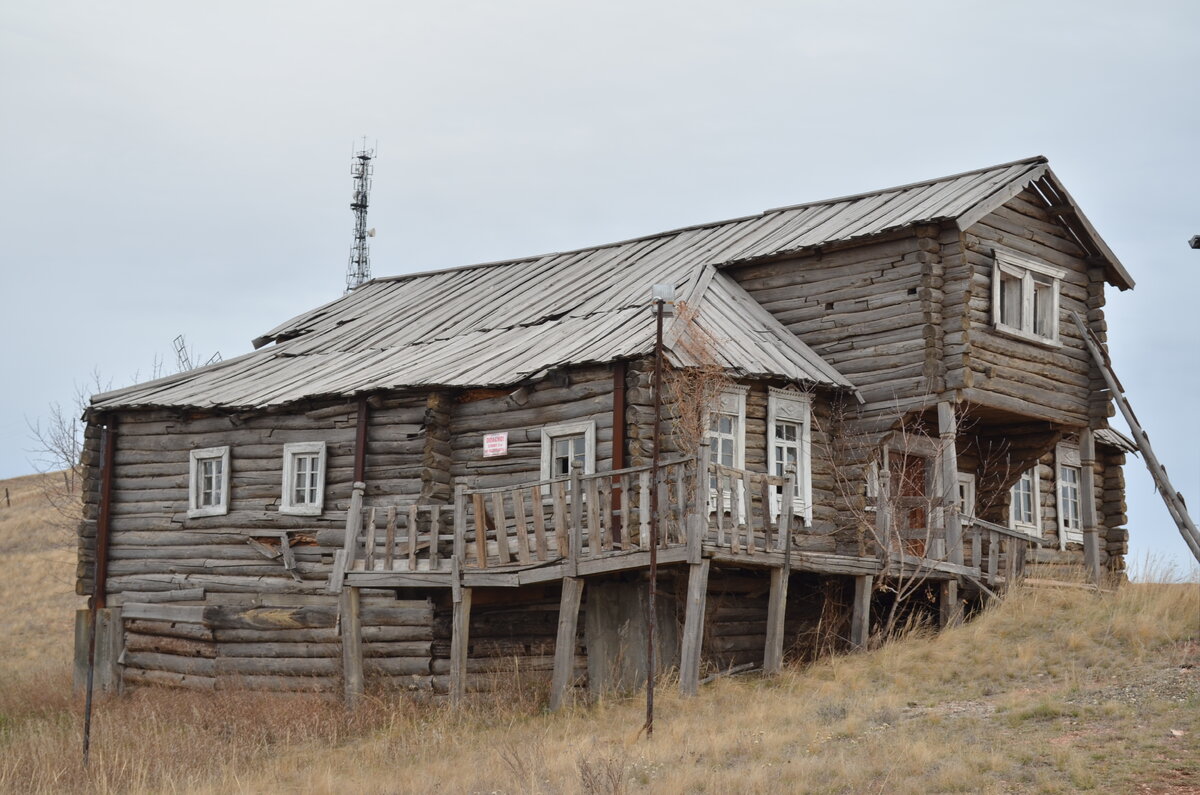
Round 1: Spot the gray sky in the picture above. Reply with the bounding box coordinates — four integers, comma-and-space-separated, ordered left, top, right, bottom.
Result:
2, 0, 1197, 575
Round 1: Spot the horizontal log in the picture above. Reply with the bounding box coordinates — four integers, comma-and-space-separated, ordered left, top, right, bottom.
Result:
125, 633, 217, 658
123, 668, 216, 691
124, 651, 215, 676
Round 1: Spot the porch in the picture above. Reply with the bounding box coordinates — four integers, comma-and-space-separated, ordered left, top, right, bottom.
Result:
329, 449, 1038, 706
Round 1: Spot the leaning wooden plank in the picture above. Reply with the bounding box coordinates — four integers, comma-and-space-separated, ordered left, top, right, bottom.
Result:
553, 481, 569, 559
491, 492, 511, 564
549, 577, 584, 711
513, 487, 532, 563
763, 566, 788, 675
428, 505, 440, 572
586, 477, 601, 556
531, 488, 549, 561
679, 559, 711, 697
363, 508, 377, 571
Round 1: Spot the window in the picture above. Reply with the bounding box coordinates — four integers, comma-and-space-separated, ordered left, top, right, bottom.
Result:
708, 386, 748, 513
1056, 443, 1083, 547
956, 472, 976, 518
991, 250, 1066, 344
281, 441, 326, 515
767, 388, 812, 524
540, 421, 596, 489
188, 446, 230, 518
1009, 467, 1041, 532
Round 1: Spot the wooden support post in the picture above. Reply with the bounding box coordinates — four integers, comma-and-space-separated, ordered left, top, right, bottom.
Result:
569, 462, 583, 577
450, 583, 472, 705
937, 402, 964, 567
851, 575, 872, 650
1079, 429, 1102, 585
688, 443, 710, 564
74, 607, 123, 694
550, 576, 584, 711
340, 586, 364, 707
763, 566, 788, 675
679, 559, 710, 696
939, 580, 960, 628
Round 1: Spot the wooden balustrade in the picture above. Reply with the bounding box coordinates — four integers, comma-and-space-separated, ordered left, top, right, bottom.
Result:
708, 464, 796, 555
341, 501, 449, 574
456, 457, 698, 569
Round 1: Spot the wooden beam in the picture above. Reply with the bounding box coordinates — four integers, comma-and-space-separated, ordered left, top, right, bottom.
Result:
1079, 428, 1102, 584
850, 575, 872, 650
353, 395, 369, 484
763, 567, 788, 675
449, 586, 472, 705
550, 577, 584, 711
937, 402, 964, 566
939, 580, 960, 628
339, 586, 364, 707
678, 559, 710, 696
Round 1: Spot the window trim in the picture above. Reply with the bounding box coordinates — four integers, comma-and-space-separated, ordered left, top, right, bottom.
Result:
767, 387, 812, 524
956, 471, 976, 519
280, 441, 327, 516
991, 249, 1066, 347
539, 420, 596, 492
188, 446, 230, 518
1009, 466, 1042, 535
707, 385, 749, 517
1056, 442, 1083, 548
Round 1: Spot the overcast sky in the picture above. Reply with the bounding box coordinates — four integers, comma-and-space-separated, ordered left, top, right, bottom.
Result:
2, 0, 1197, 576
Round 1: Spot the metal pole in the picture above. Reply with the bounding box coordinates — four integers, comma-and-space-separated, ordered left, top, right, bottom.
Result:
646, 297, 665, 738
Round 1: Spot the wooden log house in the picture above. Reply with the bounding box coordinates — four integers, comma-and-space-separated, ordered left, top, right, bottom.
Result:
75, 156, 1137, 700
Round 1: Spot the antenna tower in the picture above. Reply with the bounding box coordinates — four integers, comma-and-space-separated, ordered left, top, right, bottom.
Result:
345, 140, 375, 292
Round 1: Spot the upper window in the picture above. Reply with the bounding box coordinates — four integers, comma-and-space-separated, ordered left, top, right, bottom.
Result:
188, 446, 230, 518
767, 388, 812, 524
1009, 466, 1041, 533
1056, 443, 1083, 547
956, 472, 976, 518
281, 441, 326, 516
708, 386, 749, 513
991, 250, 1066, 345
540, 421, 596, 489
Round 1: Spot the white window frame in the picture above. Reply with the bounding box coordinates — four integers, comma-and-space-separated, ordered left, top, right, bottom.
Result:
956, 472, 976, 519
1056, 442, 1083, 548
188, 446, 230, 518
767, 387, 812, 525
281, 441, 327, 516
1009, 466, 1041, 534
707, 385, 749, 516
991, 249, 1066, 346
539, 420, 596, 493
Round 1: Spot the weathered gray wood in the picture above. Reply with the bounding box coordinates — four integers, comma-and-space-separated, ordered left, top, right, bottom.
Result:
638, 471, 650, 550
552, 480, 569, 559
384, 506, 397, 570
428, 505, 440, 571
531, 487, 549, 560
449, 587, 471, 704
340, 586, 364, 707
121, 603, 207, 624
619, 473, 631, 551
763, 567, 788, 675
513, 487, 532, 563
939, 580, 960, 628
938, 402, 964, 567
364, 508, 377, 571
407, 504, 419, 571
679, 559, 710, 696
569, 464, 583, 576
472, 493, 488, 568
491, 492, 510, 564
586, 477, 601, 556
550, 576, 584, 711
1079, 428, 1102, 583
851, 575, 872, 650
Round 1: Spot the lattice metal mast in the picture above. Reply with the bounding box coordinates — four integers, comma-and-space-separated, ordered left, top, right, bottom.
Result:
345, 142, 375, 292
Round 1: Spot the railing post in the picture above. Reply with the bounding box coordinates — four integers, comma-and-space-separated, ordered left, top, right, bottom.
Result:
1080, 428, 1102, 585
689, 446, 709, 564
782, 464, 797, 553
453, 484, 466, 565
569, 461, 583, 578
329, 481, 366, 592
937, 402, 964, 566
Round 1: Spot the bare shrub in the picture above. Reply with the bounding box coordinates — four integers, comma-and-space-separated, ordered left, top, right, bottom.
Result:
662, 300, 732, 457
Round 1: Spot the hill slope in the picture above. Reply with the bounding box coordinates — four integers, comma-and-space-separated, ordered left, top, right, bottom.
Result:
0, 473, 1195, 793
0, 472, 82, 676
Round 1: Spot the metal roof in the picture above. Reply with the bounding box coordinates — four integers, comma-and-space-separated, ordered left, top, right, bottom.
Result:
93, 156, 1126, 411
1095, 428, 1138, 454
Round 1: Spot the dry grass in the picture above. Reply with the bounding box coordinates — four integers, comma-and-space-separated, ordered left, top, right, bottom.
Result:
1, 473, 1197, 793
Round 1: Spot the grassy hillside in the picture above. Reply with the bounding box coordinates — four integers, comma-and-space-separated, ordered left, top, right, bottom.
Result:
0, 472, 82, 677
0, 473, 1195, 793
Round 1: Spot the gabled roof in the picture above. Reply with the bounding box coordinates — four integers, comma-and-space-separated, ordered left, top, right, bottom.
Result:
91, 156, 1129, 412
92, 259, 853, 411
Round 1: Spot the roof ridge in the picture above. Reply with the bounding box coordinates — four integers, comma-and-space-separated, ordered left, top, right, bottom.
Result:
362, 156, 1048, 289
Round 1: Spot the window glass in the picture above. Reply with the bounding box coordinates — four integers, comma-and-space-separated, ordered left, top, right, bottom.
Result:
1060, 465, 1082, 530
1011, 468, 1036, 526
552, 434, 586, 478
199, 457, 223, 507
